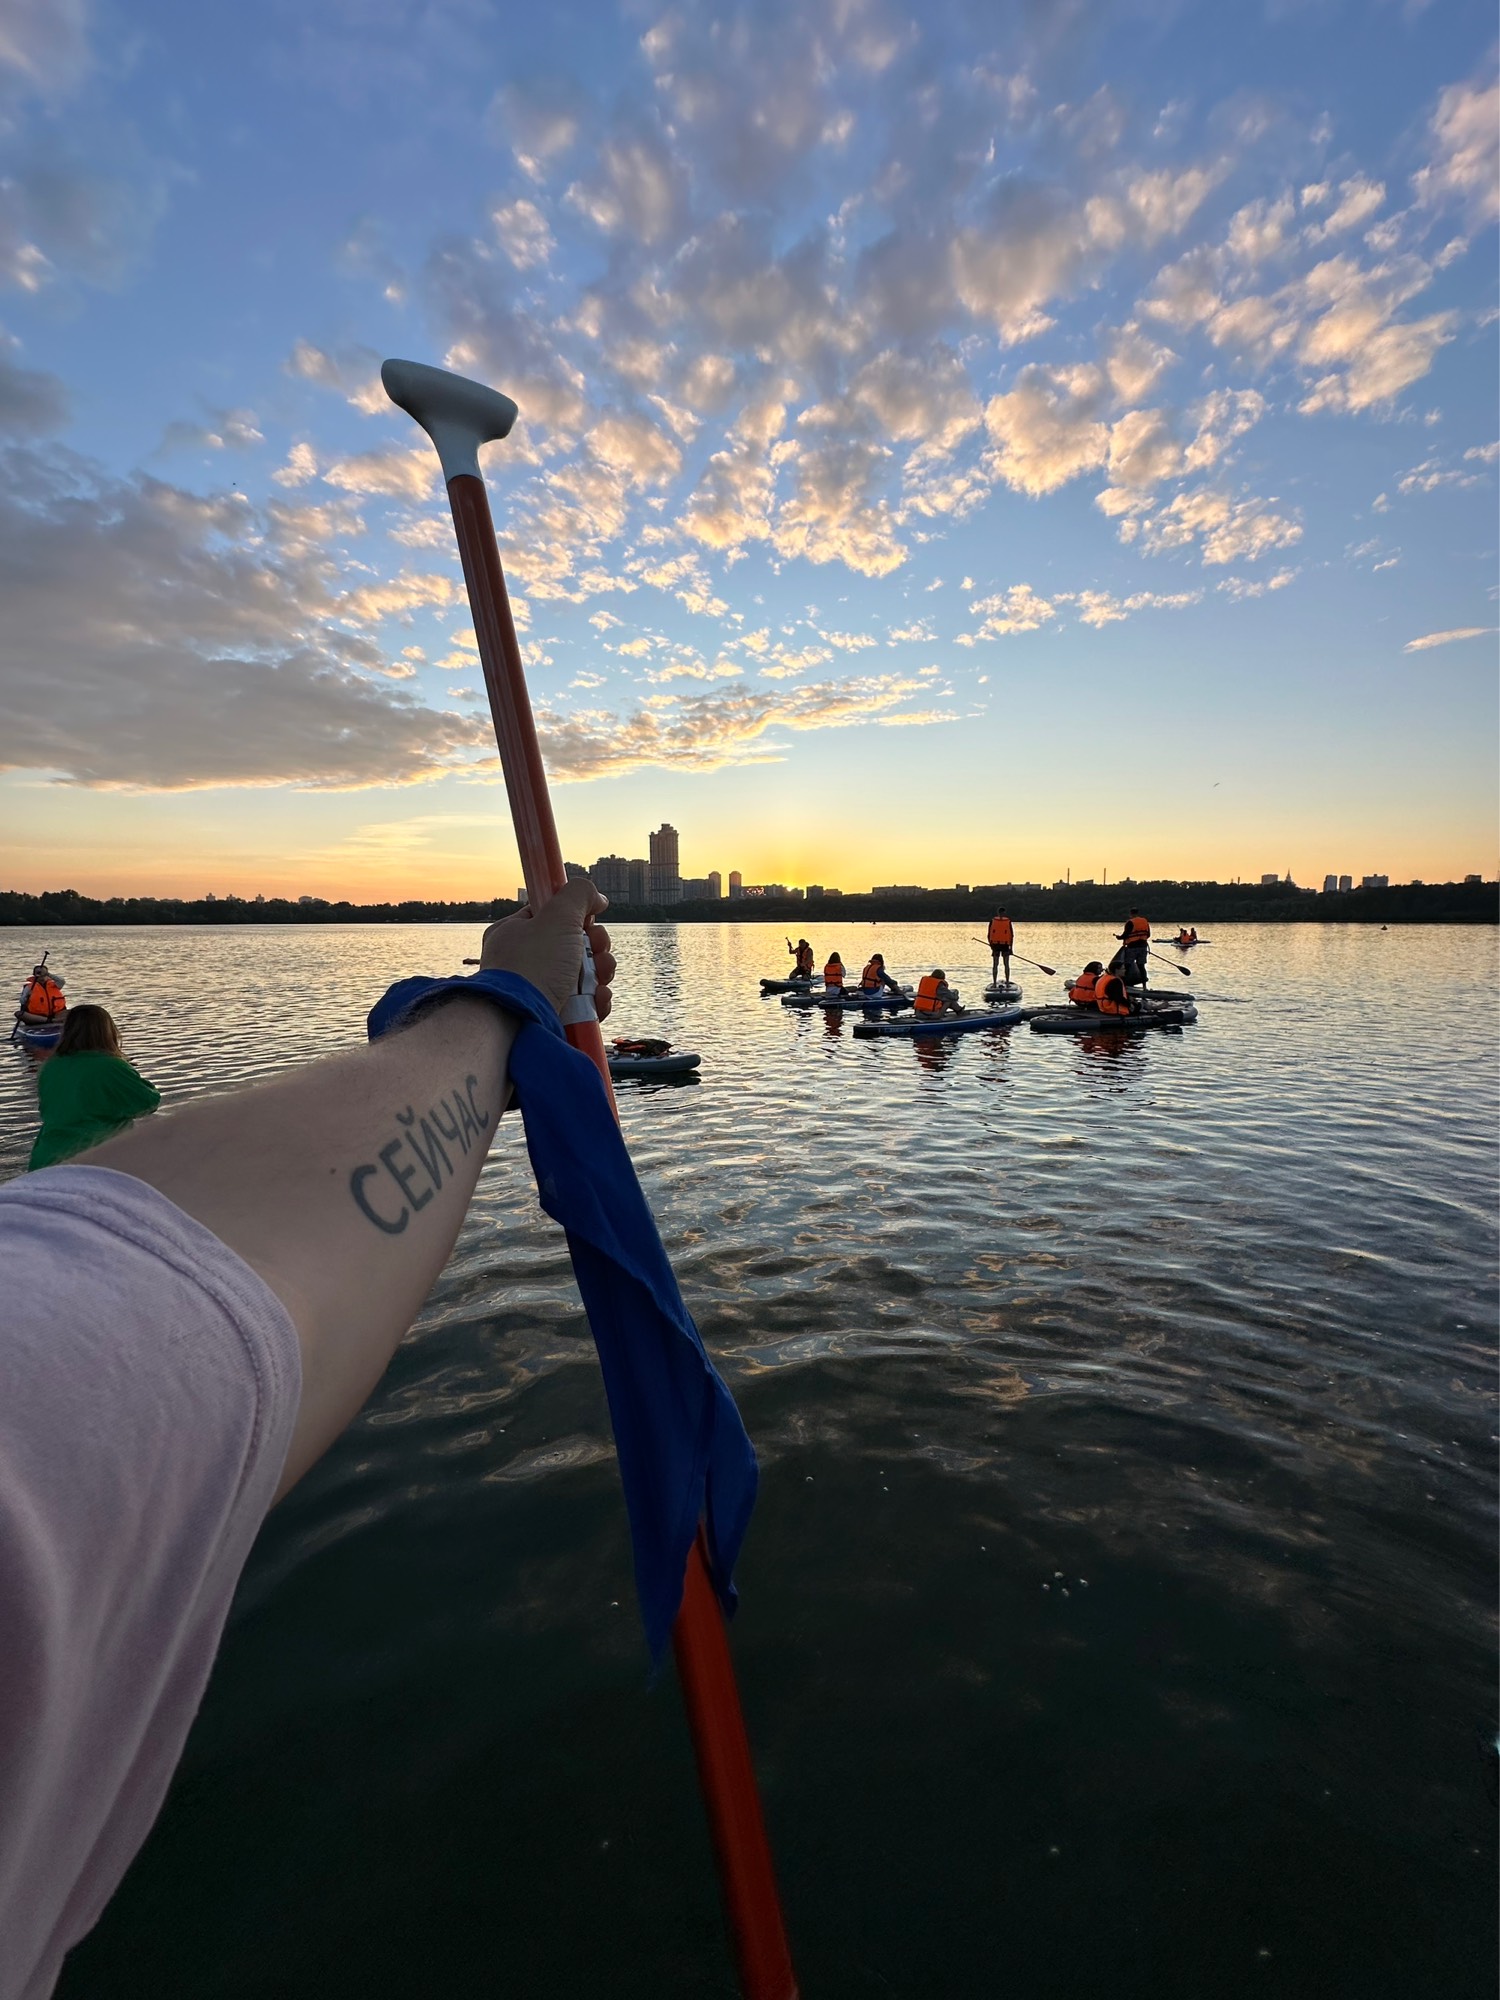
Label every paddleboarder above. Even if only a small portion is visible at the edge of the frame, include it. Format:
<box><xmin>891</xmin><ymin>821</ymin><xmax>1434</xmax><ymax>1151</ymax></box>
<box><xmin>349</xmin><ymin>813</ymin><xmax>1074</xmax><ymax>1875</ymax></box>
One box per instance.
<box><xmin>913</xmin><ymin>969</ymin><xmax>963</xmax><ymax>1018</ymax></box>
<box><xmin>787</xmin><ymin>937</ymin><xmax>815</xmax><ymax>979</ymax></box>
<box><xmin>859</xmin><ymin>953</ymin><xmax>901</xmax><ymax>995</ymax></box>
<box><xmin>823</xmin><ymin>952</ymin><xmax>846</xmax><ymax>996</ymax></box>
<box><xmin>986</xmin><ymin>911</ymin><xmax>1014</xmax><ymax>985</ymax></box>
<box><xmin>0</xmin><ymin>883</ymin><xmax>625</xmax><ymax>1996</ymax></box>
<box><xmin>1116</xmin><ymin>909</ymin><xmax>1151</xmax><ymax>988</ymax></box>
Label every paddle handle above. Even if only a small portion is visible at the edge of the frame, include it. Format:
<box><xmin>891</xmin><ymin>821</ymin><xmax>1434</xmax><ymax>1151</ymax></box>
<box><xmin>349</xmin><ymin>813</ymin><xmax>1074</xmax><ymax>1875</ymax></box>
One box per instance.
<box><xmin>442</xmin><ymin>469</ymin><xmax>796</xmax><ymax>2000</ymax></box>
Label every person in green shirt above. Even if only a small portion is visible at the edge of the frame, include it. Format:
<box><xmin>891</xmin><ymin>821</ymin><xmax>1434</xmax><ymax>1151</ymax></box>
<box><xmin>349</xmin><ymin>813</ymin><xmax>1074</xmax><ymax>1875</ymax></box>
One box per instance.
<box><xmin>29</xmin><ymin>1006</ymin><xmax>161</xmax><ymax>1171</ymax></box>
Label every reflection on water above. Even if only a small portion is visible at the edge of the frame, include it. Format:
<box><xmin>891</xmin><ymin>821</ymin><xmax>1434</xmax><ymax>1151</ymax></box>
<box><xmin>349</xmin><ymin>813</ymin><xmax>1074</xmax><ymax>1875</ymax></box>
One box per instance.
<box><xmin>2</xmin><ymin>921</ymin><xmax>1492</xmax><ymax>1998</ymax></box>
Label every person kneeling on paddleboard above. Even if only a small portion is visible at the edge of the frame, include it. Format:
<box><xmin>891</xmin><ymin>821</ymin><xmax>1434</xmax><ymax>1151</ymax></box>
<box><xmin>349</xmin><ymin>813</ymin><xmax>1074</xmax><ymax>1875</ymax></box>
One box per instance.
<box><xmin>788</xmin><ymin>938</ymin><xmax>815</xmax><ymax>978</ymax></box>
<box><xmin>823</xmin><ymin>952</ymin><xmax>846</xmax><ymax>996</ymax></box>
<box><xmin>860</xmin><ymin>953</ymin><xmax>901</xmax><ymax>995</ymax></box>
<box><xmin>913</xmin><ymin>970</ymin><xmax>962</xmax><ymax>1018</ymax></box>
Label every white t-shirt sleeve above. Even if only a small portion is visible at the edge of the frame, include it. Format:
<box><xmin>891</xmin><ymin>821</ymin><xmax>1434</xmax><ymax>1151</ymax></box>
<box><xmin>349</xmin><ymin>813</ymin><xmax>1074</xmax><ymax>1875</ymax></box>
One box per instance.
<box><xmin>0</xmin><ymin>1164</ymin><xmax>301</xmax><ymax>2000</ymax></box>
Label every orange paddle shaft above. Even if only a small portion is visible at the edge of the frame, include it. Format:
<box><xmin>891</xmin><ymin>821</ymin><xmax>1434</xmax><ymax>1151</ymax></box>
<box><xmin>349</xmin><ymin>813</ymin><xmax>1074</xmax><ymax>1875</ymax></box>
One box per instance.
<box><xmin>445</xmin><ymin>469</ymin><xmax>798</xmax><ymax>2000</ymax></box>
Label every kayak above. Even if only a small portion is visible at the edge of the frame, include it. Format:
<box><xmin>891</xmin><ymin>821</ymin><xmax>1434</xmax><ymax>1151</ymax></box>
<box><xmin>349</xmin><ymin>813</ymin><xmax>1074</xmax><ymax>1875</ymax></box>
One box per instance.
<box><xmin>1030</xmin><ymin>1003</ymin><xmax>1198</xmax><ymax>1033</ymax></box>
<box><xmin>608</xmin><ymin>1049</ymin><xmax>701</xmax><ymax>1078</ymax></box>
<box><xmin>761</xmin><ymin>976</ymin><xmax>820</xmax><ymax>993</ymax></box>
<box><xmin>783</xmin><ymin>988</ymin><xmax>911</xmax><ymax>1011</ymax></box>
<box><xmin>982</xmin><ymin>981</ymin><xmax>1023</xmax><ymax>1001</ymax></box>
<box><xmin>854</xmin><ymin>1005</ymin><xmax>1024</xmax><ymax>1038</ymax></box>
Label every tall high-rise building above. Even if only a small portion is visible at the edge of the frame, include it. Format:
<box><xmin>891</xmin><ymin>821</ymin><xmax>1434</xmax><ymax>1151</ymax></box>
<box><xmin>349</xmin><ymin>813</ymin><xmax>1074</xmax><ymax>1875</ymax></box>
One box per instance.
<box><xmin>628</xmin><ymin>858</ymin><xmax>650</xmax><ymax>903</ymax></box>
<box><xmin>1338</xmin><ymin>875</ymin><xmax>1352</xmax><ymax>893</ymax></box>
<box><xmin>1322</xmin><ymin>874</ymin><xmax>1338</xmax><ymax>894</ymax></box>
<box><xmin>591</xmin><ymin>854</ymin><xmax>632</xmax><ymax>899</ymax></box>
<box><xmin>728</xmin><ymin>870</ymin><xmax>743</xmax><ymax>900</ymax></box>
<box><xmin>706</xmin><ymin>870</ymin><xmax>722</xmax><ymax>899</ymax></box>
<box><xmin>649</xmin><ymin>822</ymin><xmax>681</xmax><ymax>904</ymax></box>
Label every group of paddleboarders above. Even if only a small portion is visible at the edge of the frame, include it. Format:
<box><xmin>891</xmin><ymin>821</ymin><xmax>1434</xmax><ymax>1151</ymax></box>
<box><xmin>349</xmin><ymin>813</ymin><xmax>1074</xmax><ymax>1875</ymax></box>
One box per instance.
<box><xmin>816</xmin><ymin>951</ymin><xmax>902</xmax><ymax>998</ymax></box>
<box><xmin>1067</xmin><ymin>909</ymin><xmax>1155</xmax><ymax>1015</ymax></box>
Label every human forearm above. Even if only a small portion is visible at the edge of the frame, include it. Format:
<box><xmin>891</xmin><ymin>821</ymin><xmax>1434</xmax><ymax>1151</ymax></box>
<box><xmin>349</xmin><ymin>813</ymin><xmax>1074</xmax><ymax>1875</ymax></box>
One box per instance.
<box><xmin>85</xmin><ymin>995</ymin><xmax>514</xmax><ymax>1494</ymax></box>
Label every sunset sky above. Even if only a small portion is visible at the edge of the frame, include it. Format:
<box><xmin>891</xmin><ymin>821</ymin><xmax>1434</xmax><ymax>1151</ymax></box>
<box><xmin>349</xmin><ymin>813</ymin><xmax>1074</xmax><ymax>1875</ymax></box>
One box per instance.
<box><xmin>1</xmin><ymin>0</ymin><xmax>1496</xmax><ymax>901</ymax></box>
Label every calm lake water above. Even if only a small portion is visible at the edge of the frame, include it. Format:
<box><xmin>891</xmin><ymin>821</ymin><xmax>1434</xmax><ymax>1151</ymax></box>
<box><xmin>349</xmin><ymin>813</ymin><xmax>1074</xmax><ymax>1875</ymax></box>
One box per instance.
<box><xmin>4</xmin><ymin>920</ymin><xmax>1496</xmax><ymax>1998</ymax></box>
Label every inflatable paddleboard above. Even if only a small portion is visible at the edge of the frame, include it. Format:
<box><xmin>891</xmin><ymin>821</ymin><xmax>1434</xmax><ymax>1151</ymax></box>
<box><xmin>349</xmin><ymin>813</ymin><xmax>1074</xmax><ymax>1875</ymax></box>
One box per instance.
<box><xmin>608</xmin><ymin>1049</ymin><xmax>701</xmax><ymax>1077</ymax></box>
<box><xmin>853</xmin><ymin>1005</ymin><xmax>1024</xmax><ymax>1038</ymax></box>
<box><xmin>1031</xmin><ymin>1003</ymin><xmax>1197</xmax><ymax>1033</ymax></box>
<box><xmin>782</xmin><ymin>988</ymin><xmax>911</xmax><ymax>1011</ymax></box>
<box><xmin>760</xmin><ymin>976</ymin><xmax>820</xmax><ymax>993</ymax></box>
<box><xmin>982</xmin><ymin>980</ymin><xmax>1022</xmax><ymax>1001</ymax></box>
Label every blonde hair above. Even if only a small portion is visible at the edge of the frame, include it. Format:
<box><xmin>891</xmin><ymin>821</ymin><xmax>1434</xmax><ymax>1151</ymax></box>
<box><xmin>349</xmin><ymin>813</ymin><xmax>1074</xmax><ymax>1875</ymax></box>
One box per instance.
<box><xmin>55</xmin><ymin>1005</ymin><xmax>123</xmax><ymax>1058</ymax></box>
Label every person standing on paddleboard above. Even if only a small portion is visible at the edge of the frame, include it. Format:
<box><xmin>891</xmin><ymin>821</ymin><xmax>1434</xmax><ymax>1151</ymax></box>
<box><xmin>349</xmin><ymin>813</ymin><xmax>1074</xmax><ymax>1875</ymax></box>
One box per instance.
<box><xmin>1116</xmin><ymin>908</ymin><xmax>1151</xmax><ymax>989</ymax></box>
<box><xmin>986</xmin><ymin>911</ymin><xmax>1014</xmax><ymax>985</ymax></box>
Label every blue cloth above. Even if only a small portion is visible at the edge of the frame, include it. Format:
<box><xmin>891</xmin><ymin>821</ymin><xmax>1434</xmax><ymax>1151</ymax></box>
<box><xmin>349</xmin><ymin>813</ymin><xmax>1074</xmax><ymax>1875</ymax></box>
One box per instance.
<box><xmin>368</xmin><ymin>969</ymin><xmax>757</xmax><ymax>1661</ymax></box>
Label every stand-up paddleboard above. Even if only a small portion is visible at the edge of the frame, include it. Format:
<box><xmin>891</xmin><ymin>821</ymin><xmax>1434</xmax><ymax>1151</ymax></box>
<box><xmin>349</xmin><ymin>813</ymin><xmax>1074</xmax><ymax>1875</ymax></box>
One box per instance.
<box><xmin>761</xmin><ymin>976</ymin><xmax>821</xmax><ymax>994</ymax></box>
<box><xmin>609</xmin><ymin>1050</ymin><xmax>702</xmax><ymax>1078</ymax></box>
<box><xmin>1031</xmin><ymin>1003</ymin><xmax>1198</xmax><ymax>1033</ymax></box>
<box><xmin>982</xmin><ymin>980</ymin><xmax>1023</xmax><ymax>1002</ymax></box>
<box><xmin>853</xmin><ymin>1005</ymin><xmax>1025</xmax><ymax>1038</ymax></box>
<box><xmin>782</xmin><ymin>988</ymin><xmax>911</xmax><ymax>1011</ymax></box>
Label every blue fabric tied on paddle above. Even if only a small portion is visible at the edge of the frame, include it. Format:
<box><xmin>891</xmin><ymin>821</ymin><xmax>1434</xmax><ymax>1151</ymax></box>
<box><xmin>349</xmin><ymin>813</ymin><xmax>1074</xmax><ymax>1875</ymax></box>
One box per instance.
<box><xmin>368</xmin><ymin>969</ymin><xmax>757</xmax><ymax>1662</ymax></box>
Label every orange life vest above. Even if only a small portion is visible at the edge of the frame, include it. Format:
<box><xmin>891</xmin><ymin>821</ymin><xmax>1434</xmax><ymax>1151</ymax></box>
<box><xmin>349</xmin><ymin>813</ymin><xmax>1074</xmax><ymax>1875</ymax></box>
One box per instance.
<box><xmin>1123</xmin><ymin>916</ymin><xmax>1150</xmax><ymax>944</ymax></box>
<box><xmin>823</xmin><ymin>958</ymin><xmax>843</xmax><ymax>987</ymax></box>
<box><xmin>795</xmin><ymin>945</ymin><xmax>814</xmax><ymax>975</ymax></box>
<box><xmin>21</xmin><ymin>976</ymin><xmax>65</xmax><ymax>1021</ymax></box>
<box><xmin>987</xmin><ymin>916</ymin><xmax>1014</xmax><ymax>949</ymax></box>
<box><xmin>861</xmin><ymin>958</ymin><xmax>884</xmax><ymax>991</ymax></box>
<box><xmin>1069</xmin><ymin>969</ymin><xmax>1099</xmax><ymax>1007</ymax></box>
<box><xmin>1176</xmin><ymin>932</ymin><xmax>1192</xmax><ymax>946</ymax></box>
<box><xmin>914</xmin><ymin>974</ymin><xmax>945</xmax><ymax>1016</ymax></box>
<box><xmin>1095</xmin><ymin>972</ymin><xmax>1131</xmax><ymax>1016</ymax></box>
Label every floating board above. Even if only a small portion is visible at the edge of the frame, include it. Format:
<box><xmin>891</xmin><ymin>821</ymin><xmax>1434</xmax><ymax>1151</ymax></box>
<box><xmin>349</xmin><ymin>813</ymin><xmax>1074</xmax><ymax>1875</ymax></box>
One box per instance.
<box><xmin>853</xmin><ymin>1005</ymin><xmax>1025</xmax><ymax>1038</ymax></box>
<box><xmin>982</xmin><ymin>981</ymin><xmax>1023</xmax><ymax>1001</ymax></box>
<box><xmin>782</xmin><ymin>988</ymin><xmax>911</xmax><ymax>1011</ymax></box>
<box><xmin>608</xmin><ymin>1049</ymin><xmax>701</xmax><ymax>1078</ymax></box>
<box><xmin>1030</xmin><ymin>1003</ymin><xmax>1198</xmax><ymax>1034</ymax></box>
<box><xmin>760</xmin><ymin>975</ymin><xmax>820</xmax><ymax>993</ymax></box>
<box><xmin>11</xmin><ymin>1014</ymin><xmax>63</xmax><ymax>1051</ymax></box>
<box><xmin>1075</xmin><ymin>983</ymin><xmax>1195</xmax><ymax>1003</ymax></box>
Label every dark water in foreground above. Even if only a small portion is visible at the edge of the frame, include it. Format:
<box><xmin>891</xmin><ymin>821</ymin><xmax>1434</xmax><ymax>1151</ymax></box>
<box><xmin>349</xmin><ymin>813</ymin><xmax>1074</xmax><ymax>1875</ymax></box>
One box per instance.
<box><xmin>3</xmin><ymin>921</ymin><xmax>1495</xmax><ymax>1997</ymax></box>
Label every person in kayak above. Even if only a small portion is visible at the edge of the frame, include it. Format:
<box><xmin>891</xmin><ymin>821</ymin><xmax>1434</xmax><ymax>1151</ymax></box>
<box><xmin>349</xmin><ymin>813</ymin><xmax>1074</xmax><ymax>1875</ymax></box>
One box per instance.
<box><xmin>913</xmin><ymin>970</ymin><xmax>962</xmax><ymax>1018</ymax></box>
<box><xmin>860</xmin><ymin>953</ymin><xmax>901</xmax><ymax>995</ymax></box>
<box><xmin>18</xmin><ymin>962</ymin><xmax>66</xmax><ymax>1027</ymax></box>
<box><xmin>29</xmin><ymin>1006</ymin><xmax>161</xmax><ymax>1171</ymax></box>
<box><xmin>823</xmin><ymin>952</ymin><xmax>846</xmax><ymax>996</ymax></box>
<box><xmin>787</xmin><ymin>938</ymin><xmax>815</xmax><ymax>978</ymax></box>
<box><xmin>1116</xmin><ymin>910</ymin><xmax>1150</xmax><ymax>988</ymax></box>
<box><xmin>1069</xmin><ymin>962</ymin><xmax>1105</xmax><ymax>1006</ymax></box>
<box><xmin>986</xmin><ymin>911</ymin><xmax>1014</xmax><ymax>984</ymax></box>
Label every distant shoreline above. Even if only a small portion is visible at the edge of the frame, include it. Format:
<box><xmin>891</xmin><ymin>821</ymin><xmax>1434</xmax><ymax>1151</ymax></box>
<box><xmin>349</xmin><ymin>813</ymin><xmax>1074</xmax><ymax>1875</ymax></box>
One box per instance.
<box><xmin>3</xmin><ymin>882</ymin><xmax>1494</xmax><ymax>928</ymax></box>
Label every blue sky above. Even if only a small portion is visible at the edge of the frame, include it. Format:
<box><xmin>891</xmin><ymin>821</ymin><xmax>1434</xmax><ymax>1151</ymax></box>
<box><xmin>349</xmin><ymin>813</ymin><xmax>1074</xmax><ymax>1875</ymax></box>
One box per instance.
<box><xmin>1</xmin><ymin>0</ymin><xmax>1495</xmax><ymax>899</ymax></box>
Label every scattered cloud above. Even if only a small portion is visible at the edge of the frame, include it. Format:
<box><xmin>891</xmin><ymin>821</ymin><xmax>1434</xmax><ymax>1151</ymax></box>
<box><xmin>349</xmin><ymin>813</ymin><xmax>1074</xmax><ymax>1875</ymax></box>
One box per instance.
<box><xmin>535</xmin><ymin>672</ymin><xmax>944</xmax><ymax>781</ymax></box>
<box><xmin>0</xmin><ymin>443</ymin><xmax>489</xmax><ymax>789</ymax></box>
<box><xmin>1403</xmin><ymin>626</ymin><xmax>1496</xmax><ymax>653</ymax></box>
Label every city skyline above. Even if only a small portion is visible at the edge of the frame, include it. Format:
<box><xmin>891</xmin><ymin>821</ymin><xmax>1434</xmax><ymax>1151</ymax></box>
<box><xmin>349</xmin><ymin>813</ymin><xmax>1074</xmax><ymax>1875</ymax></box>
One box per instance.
<box><xmin>0</xmin><ymin>3</ymin><xmax>1495</xmax><ymax>902</ymax></box>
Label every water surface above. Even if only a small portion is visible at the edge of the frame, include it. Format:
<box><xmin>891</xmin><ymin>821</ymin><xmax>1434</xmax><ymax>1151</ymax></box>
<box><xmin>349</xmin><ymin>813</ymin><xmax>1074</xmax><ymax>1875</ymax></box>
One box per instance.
<box><xmin>4</xmin><ymin>920</ymin><xmax>1494</xmax><ymax>1997</ymax></box>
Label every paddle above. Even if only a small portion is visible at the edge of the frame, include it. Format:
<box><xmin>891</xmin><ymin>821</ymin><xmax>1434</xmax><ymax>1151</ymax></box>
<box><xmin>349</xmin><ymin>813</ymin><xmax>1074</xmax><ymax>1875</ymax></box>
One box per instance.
<box><xmin>971</xmin><ymin>938</ymin><xmax>1056</xmax><ymax>977</ymax></box>
<box><xmin>386</xmin><ymin>359</ymin><xmax>795</xmax><ymax>2000</ymax></box>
